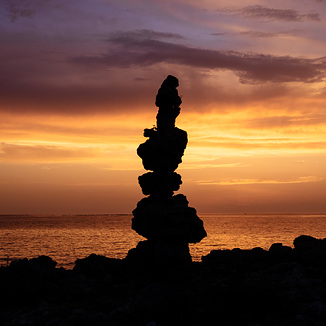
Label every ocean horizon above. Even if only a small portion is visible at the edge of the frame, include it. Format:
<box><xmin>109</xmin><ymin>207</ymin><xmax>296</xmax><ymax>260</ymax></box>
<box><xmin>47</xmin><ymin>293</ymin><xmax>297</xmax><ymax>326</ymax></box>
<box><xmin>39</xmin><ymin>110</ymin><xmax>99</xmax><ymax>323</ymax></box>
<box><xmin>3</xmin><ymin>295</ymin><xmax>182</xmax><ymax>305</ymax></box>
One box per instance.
<box><xmin>1</xmin><ymin>213</ymin><xmax>326</xmax><ymax>269</ymax></box>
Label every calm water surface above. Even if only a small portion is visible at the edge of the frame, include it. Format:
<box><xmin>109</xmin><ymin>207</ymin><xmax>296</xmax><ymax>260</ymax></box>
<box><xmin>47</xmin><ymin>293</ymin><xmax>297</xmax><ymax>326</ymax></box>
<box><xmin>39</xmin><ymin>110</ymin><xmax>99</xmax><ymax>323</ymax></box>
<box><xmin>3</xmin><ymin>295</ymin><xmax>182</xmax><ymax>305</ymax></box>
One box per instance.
<box><xmin>1</xmin><ymin>214</ymin><xmax>326</xmax><ymax>268</ymax></box>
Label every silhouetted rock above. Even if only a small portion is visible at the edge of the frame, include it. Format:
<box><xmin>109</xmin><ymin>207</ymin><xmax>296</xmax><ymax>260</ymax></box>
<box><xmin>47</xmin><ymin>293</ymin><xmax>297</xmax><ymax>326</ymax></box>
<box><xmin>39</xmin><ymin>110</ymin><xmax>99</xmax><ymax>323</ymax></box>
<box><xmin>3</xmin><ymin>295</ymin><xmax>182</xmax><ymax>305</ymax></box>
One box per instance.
<box><xmin>3</xmin><ymin>236</ymin><xmax>326</xmax><ymax>326</ymax></box>
<box><xmin>201</xmin><ymin>247</ymin><xmax>269</xmax><ymax>271</ymax></box>
<box><xmin>74</xmin><ymin>253</ymin><xmax>122</xmax><ymax>277</ymax></box>
<box><xmin>132</xmin><ymin>194</ymin><xmax>206</xmax><ymax>243</ymax></box>
<box><xmin>138</xmin><ymin>171</ymin><xmax>182</xmax><ymax>197</ymax></box>
<box><xmin>294</xmin><ymin>234</ymin><xmax>326</xmax><ymax>267</ymax></box>
<box><xmin>155</xmin><ymin>75</ymin><xmax>182</xmax><ymax>132</ymax></box>
<box><xmin>294</xmin><ymin>234</ymin><xmax>321</xmax><ymax>250</ymax></box>
<box><xmin>137</xmin><ymin>127</ymin><xmax>187</xmax><ymax>172</ymax></box>
<box><xmin>131</xmin><ymin>75</ymin><xmax>206</xmax><ymax>263</ymax></box>
<box><xmin>269</xmin><ymin>242</ymin><xmax>294</xmax><ymax>261</ymax></box>
<box><xmin>155</xmin><ymin>75</ymin><xmax>181</xmax><ymax>108</ymax></box>
<box><xmin>9</xmin><ymin>255</ymin><xmax>57</xmax><ymax>273</ymax></box>
<box><xmin>126</xmin><ymin>240</ymin><xmax>192</xmax><ymax>266</ymax></box>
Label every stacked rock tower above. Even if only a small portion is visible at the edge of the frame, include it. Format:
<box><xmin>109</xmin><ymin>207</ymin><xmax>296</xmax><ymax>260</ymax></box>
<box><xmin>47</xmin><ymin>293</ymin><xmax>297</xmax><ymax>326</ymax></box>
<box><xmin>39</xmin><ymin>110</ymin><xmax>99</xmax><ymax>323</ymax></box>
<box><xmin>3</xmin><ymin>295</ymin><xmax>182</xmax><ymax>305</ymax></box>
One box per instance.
<box><xmin>130</xmin><ymin>75</ymin><xmax>207</xmax><ymax>264</ymax></box>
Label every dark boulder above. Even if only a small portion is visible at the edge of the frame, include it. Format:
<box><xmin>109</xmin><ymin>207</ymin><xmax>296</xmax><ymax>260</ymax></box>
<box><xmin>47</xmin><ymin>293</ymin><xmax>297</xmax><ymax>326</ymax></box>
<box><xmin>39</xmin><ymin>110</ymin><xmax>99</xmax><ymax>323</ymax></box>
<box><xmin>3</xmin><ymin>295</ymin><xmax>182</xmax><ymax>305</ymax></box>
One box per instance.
<box><xmin>137</xmin><ymin>127</ymin><xmax>188</xmax><ymax>173</ymax></box>
<box><xmin>132</xmin><ymin>194</ymin><xmax>206</xmax><ymax>244</ymax></box>
<box><xmin>294</xmin><ymin>235</ymin><xmax>326</xmax><ymax>267</ymax></box>
<box><xmin>74</xmin><ymin>253</ymin><xmax>122</xmax><ymax>277</ymax></box>
<box><xmin>138</xmin><ymin>171</ymin><xmax>182</xmax><ymax>197</ymax></box>
<box><xmin>269</xmin><ymin>242</ymin><xmax>294</xmax><ymax>261</ymax></box>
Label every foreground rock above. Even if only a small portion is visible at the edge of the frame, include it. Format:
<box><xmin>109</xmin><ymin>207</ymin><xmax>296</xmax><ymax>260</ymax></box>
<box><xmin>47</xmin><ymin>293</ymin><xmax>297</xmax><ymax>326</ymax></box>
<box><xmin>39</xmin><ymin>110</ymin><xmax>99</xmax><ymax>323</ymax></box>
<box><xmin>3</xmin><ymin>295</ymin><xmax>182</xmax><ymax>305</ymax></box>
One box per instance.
<box><xmin>1</xmin><ymin>235</ymin><xmax>326</xmax><ymax>326</ymax></box>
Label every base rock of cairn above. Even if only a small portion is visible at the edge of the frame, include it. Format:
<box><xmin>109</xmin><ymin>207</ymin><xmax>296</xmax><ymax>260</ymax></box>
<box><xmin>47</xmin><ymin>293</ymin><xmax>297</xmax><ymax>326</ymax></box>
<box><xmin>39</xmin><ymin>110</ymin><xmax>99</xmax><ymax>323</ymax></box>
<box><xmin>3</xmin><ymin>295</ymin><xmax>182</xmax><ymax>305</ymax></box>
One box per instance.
<box><xmin>126</xmin><ymin>75</ymin><xmax>207</xmax><ymax>265</ymax></box>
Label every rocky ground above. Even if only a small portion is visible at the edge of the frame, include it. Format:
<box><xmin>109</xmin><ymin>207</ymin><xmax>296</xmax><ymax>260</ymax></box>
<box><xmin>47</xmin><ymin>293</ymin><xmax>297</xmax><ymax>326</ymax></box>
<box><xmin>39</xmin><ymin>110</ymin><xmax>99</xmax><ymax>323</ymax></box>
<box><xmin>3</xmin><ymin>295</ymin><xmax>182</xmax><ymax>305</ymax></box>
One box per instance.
<box><xmin>1</xmin><ymin>235</ymin><xmax>326</xmax><ymax>326</ymax></box>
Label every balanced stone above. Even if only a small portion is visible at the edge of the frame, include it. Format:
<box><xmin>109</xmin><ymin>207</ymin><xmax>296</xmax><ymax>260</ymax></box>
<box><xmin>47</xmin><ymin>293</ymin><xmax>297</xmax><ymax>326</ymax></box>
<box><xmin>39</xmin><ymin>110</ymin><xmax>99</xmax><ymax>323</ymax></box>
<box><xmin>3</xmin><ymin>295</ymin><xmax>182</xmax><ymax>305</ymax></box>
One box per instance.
<box><xmin>128</xmin><ymin>75</ymin><xmax>207</xmax><ymax>264</ymax></box>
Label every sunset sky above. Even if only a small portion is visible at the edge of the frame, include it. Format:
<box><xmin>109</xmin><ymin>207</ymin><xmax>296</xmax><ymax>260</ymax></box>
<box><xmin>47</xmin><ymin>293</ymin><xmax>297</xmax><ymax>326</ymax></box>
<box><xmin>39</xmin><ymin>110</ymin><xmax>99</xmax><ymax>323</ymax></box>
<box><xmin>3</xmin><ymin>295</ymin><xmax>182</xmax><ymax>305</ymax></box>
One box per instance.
<box><xmin>1</xmin><ymin>0</ymin><xmax>326</xmax><ymax>214</ymax></box>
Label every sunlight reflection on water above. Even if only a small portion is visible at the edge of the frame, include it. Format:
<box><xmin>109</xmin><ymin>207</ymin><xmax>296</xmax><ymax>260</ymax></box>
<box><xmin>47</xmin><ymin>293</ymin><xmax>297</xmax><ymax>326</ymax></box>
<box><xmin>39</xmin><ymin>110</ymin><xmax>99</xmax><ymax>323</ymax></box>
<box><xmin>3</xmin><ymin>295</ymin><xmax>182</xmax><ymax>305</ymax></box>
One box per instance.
<box><xmin>1</xmin><ymin>214</ymin><xmax>326</xmax><ymax>268</ymax></box>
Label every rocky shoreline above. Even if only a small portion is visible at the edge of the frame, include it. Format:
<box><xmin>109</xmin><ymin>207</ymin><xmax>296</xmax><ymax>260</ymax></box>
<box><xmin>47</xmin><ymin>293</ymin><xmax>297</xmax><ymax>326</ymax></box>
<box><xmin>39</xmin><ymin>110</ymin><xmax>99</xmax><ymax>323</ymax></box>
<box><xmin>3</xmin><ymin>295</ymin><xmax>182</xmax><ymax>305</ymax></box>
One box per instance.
<box><xmin>1</xmin><ymin>235</ymin><xmax>326</xmax><ymax>326</ymax></box>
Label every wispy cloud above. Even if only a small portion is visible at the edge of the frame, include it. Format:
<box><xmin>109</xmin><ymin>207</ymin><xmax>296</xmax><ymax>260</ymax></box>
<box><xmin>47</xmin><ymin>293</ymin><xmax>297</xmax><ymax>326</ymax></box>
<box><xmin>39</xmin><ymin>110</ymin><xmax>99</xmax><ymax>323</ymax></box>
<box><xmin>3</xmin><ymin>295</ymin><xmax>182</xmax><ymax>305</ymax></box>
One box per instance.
<box><xmin>182</xmin><ymin>162</ymin><xmax>246</xmax><ymax>170</ymax></box>
<box><xmin>4</xmin><ymin>0</ymin><xmax>36</xmax><ymax>21</ymax></box>
<box><xmin>239</xmin><ymin>30</ymin><xmax>300</xmax><ymax>38</ymax></box>
<box><xmin>198</xmin><ymin>176</ymin><xmax>324</xmax><ymax>186</ymax></box>
<box><xmin>2</xmin><ymin>0</ymin><xmax>57</xmax><ymax>22</ymax></box>
<box><xmin>240</xmin><ymin>5</ymin><xmax>320</xmax><ymax>22</ymax></box>
<box><xmin>246</xmin><ymin>114</ymin><xmax>326</xmax><ymax>128</ymax></box>
<box><xmin>190</xmin><ymin>140</ymin><xmax>326</xmax><ymax>151</ymax></box>
<box><xmin>0</xmin><ymin>142</ymin><xmax>103</xmax><ymax>163</ymax></box>
<box><xmin>218</xmin><ymin>5</ymin><xmax>320</xmax><ymax>22</ymax></box>
<box><xmin>109</xmin><ymin>29</ymin><xmax>185</xmax><ymax>41</ymax></box>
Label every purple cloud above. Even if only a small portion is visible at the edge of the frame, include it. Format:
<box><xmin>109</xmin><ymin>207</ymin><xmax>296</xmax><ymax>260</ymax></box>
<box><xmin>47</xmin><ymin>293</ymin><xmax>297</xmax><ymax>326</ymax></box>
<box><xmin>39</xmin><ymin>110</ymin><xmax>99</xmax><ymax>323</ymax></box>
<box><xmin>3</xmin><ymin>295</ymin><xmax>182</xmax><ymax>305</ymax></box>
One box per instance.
<box><xmin>239</xmin><ymin>30</ymin><xmax>301</xmax><ymax>38</ymax></box>
<box><xmin>240</xmin><ymin>5</ymin><xmax>320</xmax><ymax>22</ymax></box>
<box><xmin>3</xmin><ymin>0</ymin><xmax>45</xmax><ymax>22</ymax></box>
<box><xmin>71</xmin><ymin>30</ymin><xmax>326</xmax><ymax>84</ymax></box>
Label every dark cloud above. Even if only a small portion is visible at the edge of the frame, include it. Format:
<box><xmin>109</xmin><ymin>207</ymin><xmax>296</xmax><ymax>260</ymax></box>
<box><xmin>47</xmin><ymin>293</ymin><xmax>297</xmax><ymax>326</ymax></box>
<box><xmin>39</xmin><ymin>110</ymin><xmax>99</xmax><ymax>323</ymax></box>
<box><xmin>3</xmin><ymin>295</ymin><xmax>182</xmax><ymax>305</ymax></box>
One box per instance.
<box><xmin>0</xmin><ymin>68</ymin><xmax>298</xmax><ymax>115</ymax></box>
<box><xmin>3</xmin><ymin>0</ymin><xmax>47</xmax><ymax>22</ymax></box>
<box><xmin>239</xmin><ymin>30</ymin><xmax>299</xmax><ymax>38</ymax></box>
<box><xmin>210</xmin><ymin>32</ymin><xmax>228</xmax><ymax>36</ymax></box>
<box><xmin>71</xmin><ymin>30</ymin><xmax>326</xmax><ymax>84</ymax></box>
<box><xmin>109</xmin><ymin>29</ymin><xmax>184</xmax><ymax>40</ymax></box>
<box><xmin>7</xmin><ymin>7</ymin><xmax>35</xmax><ymax>22</ymax></box>
<box><xmin>216</xmin><ymin>5</ymin><xmax>320</xmax><ymax>22</ymax></box>
<box><xmin>211</xmin><ymin>29</ymin><xmax>301</xmax><ymax>39</ymax></box>
<box><xmin>0</xmin><ymin>81</ymin><xmax>155</xmax><ymax>114</ymax></box>
<box><xmin>240</xmin><ymin>5</ymin><xmax>320</xmax><ymax>22</ymax></box>
<box><xmin>134</xmin><ymin>77</ymin><xmax>149</xmax><ymax>81</ymax></box>
<box><xmin>2</xmin><ymin>27</ymin><xmax>326</xmax><ymax>115</ymax></box>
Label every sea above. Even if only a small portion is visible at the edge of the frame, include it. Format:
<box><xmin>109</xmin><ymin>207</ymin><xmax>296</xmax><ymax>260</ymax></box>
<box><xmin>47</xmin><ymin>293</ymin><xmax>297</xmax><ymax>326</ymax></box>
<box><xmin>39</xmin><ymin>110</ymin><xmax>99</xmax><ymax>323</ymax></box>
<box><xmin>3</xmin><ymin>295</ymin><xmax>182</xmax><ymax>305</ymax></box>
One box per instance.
<box><xmin>1</xmin><ymin>214</ymin><xmax>326</xmax><ymax>269</ymax></box>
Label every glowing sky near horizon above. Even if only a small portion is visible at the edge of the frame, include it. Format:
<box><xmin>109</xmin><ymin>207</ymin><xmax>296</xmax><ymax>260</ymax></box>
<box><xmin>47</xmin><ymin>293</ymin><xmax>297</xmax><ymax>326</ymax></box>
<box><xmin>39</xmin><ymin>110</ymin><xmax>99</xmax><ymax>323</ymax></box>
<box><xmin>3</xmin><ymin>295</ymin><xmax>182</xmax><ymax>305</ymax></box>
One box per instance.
<box><xmin>1</xmin><ymin>0</ymin><xmax>326</xmax><ymax>214</ymax></box>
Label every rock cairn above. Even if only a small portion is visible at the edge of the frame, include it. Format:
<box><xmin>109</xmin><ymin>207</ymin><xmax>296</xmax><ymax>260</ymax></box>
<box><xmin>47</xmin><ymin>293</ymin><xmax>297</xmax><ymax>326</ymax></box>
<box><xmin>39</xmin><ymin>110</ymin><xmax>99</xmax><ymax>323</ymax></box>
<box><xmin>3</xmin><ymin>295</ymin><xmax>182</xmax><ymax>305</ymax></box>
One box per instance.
<box><xmin>128</xmin><ymin>75</ymin><xmax>207</xmax><ymax>264</ymax></box>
